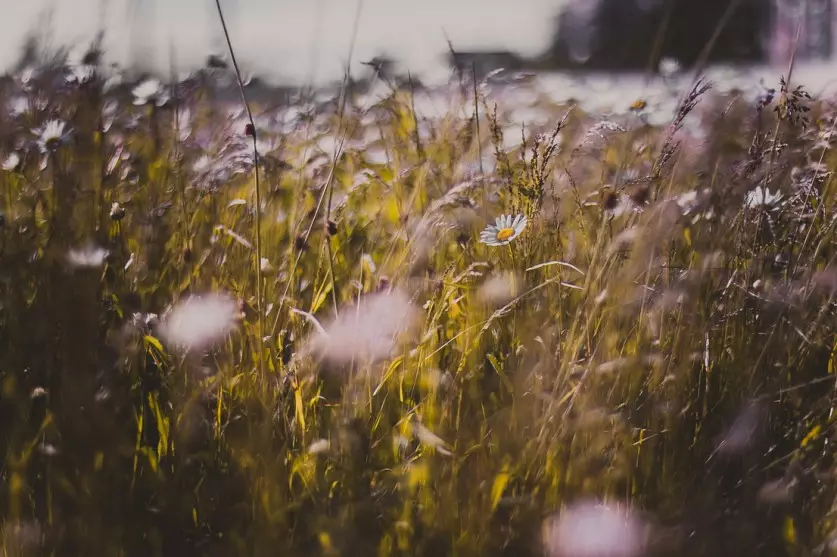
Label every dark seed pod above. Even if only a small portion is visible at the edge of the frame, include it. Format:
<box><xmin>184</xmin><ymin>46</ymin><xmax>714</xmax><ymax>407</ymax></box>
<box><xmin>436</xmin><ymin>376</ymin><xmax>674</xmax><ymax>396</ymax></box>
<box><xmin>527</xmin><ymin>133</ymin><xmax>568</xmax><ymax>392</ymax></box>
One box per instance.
<box><xmin>326</xmin><ymin>219</ymin><xmax>338</xmax><ymax>236</ymax></box>
<box><xmin>377</xmin><ymin>276</ymin><xmax>392</xmax><ymax>292</ymax></box>
<box><xmin>629</xmin><ymin>185</ymin><xmax>650</xmax><ymax>206</ymax></box>
<box><xmin>603</xmin><ymin>192</ymin><xmax>619</xmax><ymax>211</ymax></box>
<box><xmin>206</xmin><ymin>54</ymin><xmax>227</xmax><ymax>69</ymax></box>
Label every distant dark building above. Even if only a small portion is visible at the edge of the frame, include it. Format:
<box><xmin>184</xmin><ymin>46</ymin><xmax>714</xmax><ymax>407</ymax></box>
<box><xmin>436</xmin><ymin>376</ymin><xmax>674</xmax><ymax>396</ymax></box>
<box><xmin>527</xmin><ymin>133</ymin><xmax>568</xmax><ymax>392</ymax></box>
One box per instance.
<box><xmin>546</xmin><ymin>0</ymin><xmax>780</xmax><ymax>71</ymax></box>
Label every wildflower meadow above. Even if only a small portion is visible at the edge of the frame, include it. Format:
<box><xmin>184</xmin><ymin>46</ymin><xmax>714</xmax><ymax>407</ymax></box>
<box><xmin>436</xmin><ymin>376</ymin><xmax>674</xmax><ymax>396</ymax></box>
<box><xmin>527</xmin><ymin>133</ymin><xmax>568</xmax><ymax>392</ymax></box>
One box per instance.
<box><xmin>3</xmin><ymin>31</ymin><xmax>837</xmax><ymax>557</ymax></box>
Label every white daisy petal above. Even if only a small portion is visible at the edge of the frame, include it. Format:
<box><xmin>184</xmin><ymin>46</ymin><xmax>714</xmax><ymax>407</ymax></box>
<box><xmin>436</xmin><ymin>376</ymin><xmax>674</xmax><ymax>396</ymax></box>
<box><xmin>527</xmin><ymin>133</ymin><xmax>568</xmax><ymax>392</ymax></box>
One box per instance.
<box><xmin>35</xmin><ymin>120</ymin><xmax>70</xmax><ymax>153</ymax></box>
<box><xmin>479</xmin><ymin>213</ymin><xmax>527</xmax><ymax>247</ymax></box>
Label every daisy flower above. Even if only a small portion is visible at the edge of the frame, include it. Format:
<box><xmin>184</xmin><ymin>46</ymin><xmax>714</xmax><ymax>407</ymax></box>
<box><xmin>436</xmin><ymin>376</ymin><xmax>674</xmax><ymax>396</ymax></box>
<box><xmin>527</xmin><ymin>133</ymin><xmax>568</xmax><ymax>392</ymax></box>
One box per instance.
<box><xmin>745</xmin><ymin>186</ymin><xmax>783</xmax><ymax>209</ymax></box>
<box><xmin>2</xmin><ymin>153</ymin><xmax>21</xmax><ymax>172</ymax></box>
<box><xmin>67</xmin><ymin>64</ymin><xmax>96</xmax><ymax>85</ymax></box>
<box><xmin>8</xmin><ymin>96</ymin><xmax>28</xmax><ymax>117</ymax></box>
<box><xmin>65</xmin><ymin>46</ymin><xmax>98</xmax><ymax>86</ymax></box>
<box><xmin>479</xmin><ymin>214</ymin><xmax>527</xmax><ymax>246</ymax></box>
<box><xmin>18</xmin><ymin>67</ymin><xmax>37</xmax><ymax>89</ymax></box>
<box><xmin>132</xmin><ymin>78</ymin><xmax>170</xmax><ymax>107</ymax></box>
<box><xmin>629</xmin><ymin>98</ymin><xmax>648</xmax><ymax>112</ymax></box>
<box><xmin>35</xmin><ymin>120</ymin><xmax>69</xmax><ymax>153</ymax></box>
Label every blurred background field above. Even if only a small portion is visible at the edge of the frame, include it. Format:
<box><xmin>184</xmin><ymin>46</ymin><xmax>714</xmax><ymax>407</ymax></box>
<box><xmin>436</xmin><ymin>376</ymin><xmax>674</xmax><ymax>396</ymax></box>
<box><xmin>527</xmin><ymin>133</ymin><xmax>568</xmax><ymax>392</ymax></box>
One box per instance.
<box><xmin>3</xmin><ymin>2</ymin><xmax>837</xmax><ymax>557</ymax></box>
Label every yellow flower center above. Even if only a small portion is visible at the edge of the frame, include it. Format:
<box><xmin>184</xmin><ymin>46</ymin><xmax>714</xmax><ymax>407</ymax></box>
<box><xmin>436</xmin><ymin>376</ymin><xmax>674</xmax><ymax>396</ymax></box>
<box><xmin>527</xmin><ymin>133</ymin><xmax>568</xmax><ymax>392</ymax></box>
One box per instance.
<box><xmin>495</xmin><ymin>227</ymin><xmax>515</xmax><ymax>242</ymax></box>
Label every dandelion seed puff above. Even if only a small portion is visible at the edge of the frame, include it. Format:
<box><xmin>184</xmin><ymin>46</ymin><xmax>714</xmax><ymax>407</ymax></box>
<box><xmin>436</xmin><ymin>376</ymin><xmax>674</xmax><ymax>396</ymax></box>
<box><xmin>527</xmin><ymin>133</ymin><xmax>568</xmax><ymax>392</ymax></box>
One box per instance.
<box><xmin>159</xmin><ymin>293</ymin><xmax>241</xmax><ymax>351</ymax></box>
<box><xmin>478</xmin><ymin>272</ymin><xmax>521</xmax><ymax>306</ymax></box>
<box><xmin>674</xmin><ymin>189</ymin><xmax>699</xmax><ymax>211</ymax></box>
<box><xmin>307</xmin><ymin>439</ymin><xmax>331</xmax><ymax>455</ymax></box>
<box><xmin>543</xmin><ymin>499</ymin><xmax>645</xmax><ymax>557</ymax></box>
<box><xmin>713</xmin><ymin>399</ymin><xmax>764</xmax><ymax>456</ymax></box>
<box><xmin>39</xmin><ymin>444</ymin><xmax>59</xmax><ymax>457</ymax></box>
<box><xmin>811</xmin><ymin>268</ymin><xmax>837</xmax><ymax>294</ymax></box>
<box><xmin>658</xmin><ymin>57</ymin><xmax>681</xmax><ymax>77</ymax></box>
<box><xmin>412</xmin><ymin>421</ymin><xmax>452</xmax><ymax>455</ymax></box>
<box><xmin>67</xmin><ymin>245</ymin><xmax>109</xmax><ymax>268</ymax></box>
<box><xmin>306</xmin><ymin>289</ymin><xmax>419</xmax><ymax>366</ymax></box>
<box><xmin>758</xmin><ymin>478</ymin><xmax>797</xmax><ymax>505</ymax></box>
<box><xmin>595</xmin><ymin>357</ymin><xmax>633</xmax><ymax>374</ymax></box>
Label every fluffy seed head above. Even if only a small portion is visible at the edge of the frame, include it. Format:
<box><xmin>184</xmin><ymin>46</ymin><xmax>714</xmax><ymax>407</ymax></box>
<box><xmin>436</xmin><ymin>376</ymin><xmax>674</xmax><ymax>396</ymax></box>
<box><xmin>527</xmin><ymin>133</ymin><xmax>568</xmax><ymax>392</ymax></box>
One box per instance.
<box><xmin>159</xmin><ymin>293</ymin><xmax>242</xmax><ymax>351</ymax></box>
<box><xmin>305</xmin><ymin>289</ymin><xmax>419</xmax><ymax>367</ymax></box>
<box><xmin>66</xmin><ymin>245</ymin><xmax>109</xmax><ymax>268</ymax></box>
<box><xmin>542</xmin><ymin>499</ymin><xmax>645</xmax><ymax>557</ymax></box>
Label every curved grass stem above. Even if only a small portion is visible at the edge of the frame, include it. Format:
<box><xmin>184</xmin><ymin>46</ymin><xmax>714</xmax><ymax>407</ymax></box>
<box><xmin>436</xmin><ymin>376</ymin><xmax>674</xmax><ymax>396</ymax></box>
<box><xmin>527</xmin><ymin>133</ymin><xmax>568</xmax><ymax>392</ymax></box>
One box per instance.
<box><xmin>213</xmin><ymin>0</ymin><xmax>265</xmax><ymax>379</ymax></box>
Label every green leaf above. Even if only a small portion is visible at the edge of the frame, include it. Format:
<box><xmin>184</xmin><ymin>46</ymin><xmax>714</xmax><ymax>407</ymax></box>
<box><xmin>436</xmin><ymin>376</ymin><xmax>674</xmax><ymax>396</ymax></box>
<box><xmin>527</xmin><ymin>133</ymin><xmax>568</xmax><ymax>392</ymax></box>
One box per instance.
<box><xmin>144</xmin><ymin>335</ymin><xmax>165</xmax><ymax>354</ymax></box>
<box><xmin>491</xmin><ymin>466</ymin><xmax>511</xmax><ymax>511</ymax></box>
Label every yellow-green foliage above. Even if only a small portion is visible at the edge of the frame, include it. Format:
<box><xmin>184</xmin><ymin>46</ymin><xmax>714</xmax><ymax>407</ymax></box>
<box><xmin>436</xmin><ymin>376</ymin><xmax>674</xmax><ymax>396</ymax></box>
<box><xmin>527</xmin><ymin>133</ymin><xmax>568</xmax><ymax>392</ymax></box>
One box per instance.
<box><xmin>2</xmin><ymin>50</ymin><xmax>837</xmax><ymax>557</ymax></box>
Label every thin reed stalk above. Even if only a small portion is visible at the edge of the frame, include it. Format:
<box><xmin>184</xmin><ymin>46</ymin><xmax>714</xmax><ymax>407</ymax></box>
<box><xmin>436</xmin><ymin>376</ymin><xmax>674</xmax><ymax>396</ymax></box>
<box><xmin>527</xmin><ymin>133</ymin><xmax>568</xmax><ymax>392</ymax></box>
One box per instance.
<box><xmin>213</xmin><ymin>0</ymin><xmax>265</xmax><ymax>378</ymax></box>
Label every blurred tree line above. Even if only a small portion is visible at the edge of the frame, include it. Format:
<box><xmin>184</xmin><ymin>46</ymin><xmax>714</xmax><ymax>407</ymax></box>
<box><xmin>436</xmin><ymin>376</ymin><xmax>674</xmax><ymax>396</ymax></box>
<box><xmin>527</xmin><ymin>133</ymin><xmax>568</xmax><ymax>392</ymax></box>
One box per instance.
<box><xmin>548</xmin><ymin>0</ymin><xmax>772</xmax><ymax>70</ymax></box>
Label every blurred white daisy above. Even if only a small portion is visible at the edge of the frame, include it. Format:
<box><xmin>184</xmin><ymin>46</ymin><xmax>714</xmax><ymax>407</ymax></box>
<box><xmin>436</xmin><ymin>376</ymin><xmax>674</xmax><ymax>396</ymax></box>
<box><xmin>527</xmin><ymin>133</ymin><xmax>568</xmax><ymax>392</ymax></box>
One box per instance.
<box><xmin>478</xmin><ymin>271</ymin><xmax>522</xmax><ymax>306</ymax></box>
<box><xmin>176</xmin><ymin>108</ymin><xmax>192</xmax><ymax>141</ymax></box>
<box><xmin>102</xmin><ymin>100</ymin><xmax>119</xmax><ymax>133</ymax></box>
<box><xmin>67</xmin><ymin>63</ymin><xmax>96</xmax><ymax>85</ymax></box>
<box><xmin>103</xmin><ymin>69</ymin><xmax>124</xmax><ymax>93</ymax></box>
<box><xmin>159</xmin><ymin>292</ymin><xmax>242</xmax><ymax>351</ymax></box>
<box><xmin>192</xmin><ymin>154</ymin><xmax>212</xmax><ymax>174</ymax></box>
<box><xmin>18</xmin><ymin>67</ymin><xmax>37</xmax><ymax>88</ymax></box>
<box><xmin>542</xmin><ymin>499</ymin><xmax>645</xmax><ymax>557</ymax></box>
<box><xmin>132</xmin><ymin>78</ymin><xmax>170</xmax><ymax>107</ymax></box>
<box><xmin>304</xmin><ymin>289</ymin><xmax>419</xmax><ymax>366</ymax></box>
<box><xmin>307</xmin><ymin>439</ymin><xmax>330</xmax><ymax>455</ymax></box>
<box><xmin>479</xmin><ymin>214</ymin><xmax>527</xmax><ymax>246</ymax></box>
<box><xmin>35</xmin><ymin>120</ymin><xmax>69</xmax><ymax>153</ymax></box>
<box><xmin>8</xmin><ymin>96</ymin><xmax>28</xmax><ymax>117</ymax></box>
<box><xmin>745</xmin><ymin>186</ymin><xmax>783</xmax><ymax>209</ymax></box>
<box><xmin>260</xmin><ymin>257</ymin><xmax>274</xmax><ymax>274</ymax></box>
<box><xmin>2</xmin><ymin>152</ymin><xmax>21</xmax><ymax>172</ymax></box>
<box><xmin>658</xmin><ymin>57</ymin><xmax>681</xmax><ymax>77</ymax></box>
<box><xmin>66</xmin><ymin>245</ymin><xmax>109</xmax><ymax>268</ymax></box>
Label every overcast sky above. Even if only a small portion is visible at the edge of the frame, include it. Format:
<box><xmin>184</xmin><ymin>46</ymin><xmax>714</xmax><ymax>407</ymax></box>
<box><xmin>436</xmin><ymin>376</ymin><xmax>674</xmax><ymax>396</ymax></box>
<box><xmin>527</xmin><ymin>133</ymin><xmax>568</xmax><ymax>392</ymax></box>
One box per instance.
<box><xmin>0</xmin><ymin>0</ymin><xmax>566</xmax><ymax>84</ymax></box>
